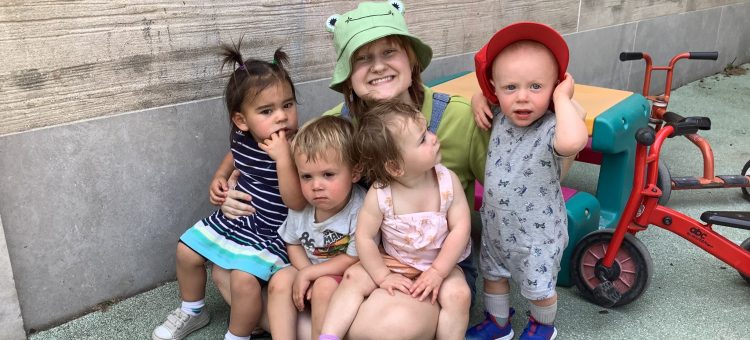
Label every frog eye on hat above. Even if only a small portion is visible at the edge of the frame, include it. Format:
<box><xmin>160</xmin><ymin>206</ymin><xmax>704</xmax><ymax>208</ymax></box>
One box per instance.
<box><xmin>326</xmin><ymin>14</ymin><xmax>340</xmax><ymax>33</ymax></box>
<box><xmin>390</xmin><ymin>0</ymin><xmax>405</xmax><ymax>14</ymax></box>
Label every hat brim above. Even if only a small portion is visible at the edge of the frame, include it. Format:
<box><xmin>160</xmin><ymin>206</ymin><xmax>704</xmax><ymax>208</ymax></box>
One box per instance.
<box><xmin>475</xmin><ymin>22</ymin><xmax>569</xmax><ymax>105</ymax></box>
<box><xmin>330</xmin><ymin>27</ymin><xmax>432</xmax><ymax>93</ymax></box>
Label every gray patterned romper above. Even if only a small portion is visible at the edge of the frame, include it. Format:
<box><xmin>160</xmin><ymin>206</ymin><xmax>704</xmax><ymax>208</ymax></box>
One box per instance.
<box><xmin>479</xmin><ymin>110</ymin><xmax>568</xmax><ymax>300</ymax></box>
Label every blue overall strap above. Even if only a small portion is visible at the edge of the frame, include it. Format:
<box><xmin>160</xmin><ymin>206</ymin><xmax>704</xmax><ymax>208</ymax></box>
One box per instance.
<box><xmin>340</xmin><ymin>104</ymin><xmax>350</xmax><ymax>120</ymax></box>
<box><xmin>428</xmin><ymin>92</ymin><xmax>451</xmax><ymax>133</ymax></box>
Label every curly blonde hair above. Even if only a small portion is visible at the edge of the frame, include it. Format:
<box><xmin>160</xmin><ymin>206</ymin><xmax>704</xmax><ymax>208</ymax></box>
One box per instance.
<box><xmin>291</xmin><ymin>116</ymin><xmax>357</xmax><ymax>169</ymax></box>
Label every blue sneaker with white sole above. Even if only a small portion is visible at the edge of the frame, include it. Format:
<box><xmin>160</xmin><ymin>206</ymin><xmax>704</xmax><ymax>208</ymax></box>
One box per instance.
<box><xmin>465</xmin><ymin>308</ymin><xmax>515</xmax><ymax>340</ymax></box>
<box><xmin>519</xmin><ymin>316</ymin><xmax>557</xmax><ymax>340</ymax></box>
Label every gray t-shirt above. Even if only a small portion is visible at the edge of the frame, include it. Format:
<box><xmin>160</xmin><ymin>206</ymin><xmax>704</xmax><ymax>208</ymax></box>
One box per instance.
<box><xmin>278</xmin><ymin>185</ymin><xmax>366</xmax><ymax>264</ymax></box>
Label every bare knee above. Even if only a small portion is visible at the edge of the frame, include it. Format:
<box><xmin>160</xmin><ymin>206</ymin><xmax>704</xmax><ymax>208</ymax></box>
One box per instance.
<box><xmin>176</xmin><ymin>243</ymin><xmax>205</xmax><ymax>267</ymax></box>
<box><xmin>440</xmin><ymin>282</ymin><xmax>471</xmax><ymax>309</ymax></box>
<box><xmin>230</xmin><ymin>270</ymin><xmax>262</xmax><ymax>297</ymax></box>
<box><xmin>340</xmin><ymin>264</ymin><xmax>374</xmax><ymax>291</ymax></box>
<box><xmin>267</xmin><ymin>267</ymin><xmax>296</xmax><ymax>296</ymax></box>
<box><xmin>310</xmin><ymin>276</ymin><xmax>338</xmax><ymax>303</ymax></box>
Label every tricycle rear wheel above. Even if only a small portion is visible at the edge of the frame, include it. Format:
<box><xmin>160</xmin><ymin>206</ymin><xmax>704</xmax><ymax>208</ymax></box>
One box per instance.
<box><xmin>572</xmin><ymin>229</ymin><xmax>653</xmax><ymax>307</ymax></box>
<box><xmin>657</xmin><ymin>161</ymin><xmax>672</xmax><ymax>205</ymax></box>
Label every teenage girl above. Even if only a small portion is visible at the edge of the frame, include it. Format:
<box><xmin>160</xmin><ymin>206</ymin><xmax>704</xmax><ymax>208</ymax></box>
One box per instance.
<box><xmin>152</xmin><ymin>39</ymin><xmax>303</xmax><ymax>340</ymax></box>
<box><xmin>319</xmin><ymin>101</ymin><xmax>472</xmax><ymax>340</ymax></box>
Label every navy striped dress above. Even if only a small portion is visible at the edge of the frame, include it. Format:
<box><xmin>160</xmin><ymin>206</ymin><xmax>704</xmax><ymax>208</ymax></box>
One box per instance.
<box><xmin>180</xmin><ymin>130</ymin><xmax>289</xmax><ymax>281</ymax></box>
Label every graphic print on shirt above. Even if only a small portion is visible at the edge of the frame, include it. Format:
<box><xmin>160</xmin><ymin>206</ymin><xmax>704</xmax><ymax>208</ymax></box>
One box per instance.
<box><xmin>302</xmin><ymin>230</ymin><xmax>349</xmax><ymax>259</ymax></box>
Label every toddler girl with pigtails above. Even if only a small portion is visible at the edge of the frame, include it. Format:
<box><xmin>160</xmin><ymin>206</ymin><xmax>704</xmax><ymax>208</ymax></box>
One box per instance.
<box><xmin>152</xmin><ymin>38</ymin><xmax>304</xmax><ymax>340</ymax></box>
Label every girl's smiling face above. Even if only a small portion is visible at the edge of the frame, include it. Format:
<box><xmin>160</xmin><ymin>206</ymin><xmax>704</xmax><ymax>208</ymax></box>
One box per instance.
<box><xmin>348</xmin><ymin>37</ymin><xmax>414</xmax><ymax>105</ymax></box>
<box><xmin>232</xmin><ymin>81</ymin><xmax>298</xmax><ymax>142</ymax></box>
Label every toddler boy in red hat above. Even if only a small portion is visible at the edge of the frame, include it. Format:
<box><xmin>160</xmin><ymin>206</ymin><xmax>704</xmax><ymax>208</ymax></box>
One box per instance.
<box><xmin>465</xmin><ymin>22</ymin><xmax>587</xmax><ymax>340</ymax></box>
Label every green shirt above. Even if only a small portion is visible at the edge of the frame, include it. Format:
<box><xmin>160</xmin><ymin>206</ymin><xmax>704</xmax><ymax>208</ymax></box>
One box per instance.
<box><xmin>322</xmin><ymin>86</ymin><xmax>490</xmax><ymax>202</ymax></box>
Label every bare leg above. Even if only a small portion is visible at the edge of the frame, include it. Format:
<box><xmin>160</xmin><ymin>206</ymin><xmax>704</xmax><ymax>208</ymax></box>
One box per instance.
<box><xmin>267</xmin><ymin>266</ymin><xmax>298</xmax><ymax>340</ymax></box>
<box><xmin>176</xmin><ymin>243</ymin><xmax>207</xmax><ymax>301</ymax></box>
<box><xmin>348</xmin><ymin>289</ymin><xmax>439</xmax><ymax>340</ymax></box>
<box><xmin>319</xmin><ymin>264</ymin><xmax>377</xmax><ymax>337</ymax></box>
<box><xmin>484</xmin><ymin>277</ymin><xmax>510</xmax><ymax>294</ymax></box>
<box><xmin>211</xmin><ymin>264</ymin><xmax>313</xmax><ymax>339</ymax></box>
<box><xmin>531</xmin><ymin>294</ymin><xmax>557</xmax><ymax>307</ymax></box>
<box><xmin>310</xmin><ymin>276</ymin><xmax>339</xmax><ymax>339</ymax></box>
<box><xmin>211</xmin><ymin>265</ymin><xmax>231</xmax><ymax>303</ymax></box>
<box><xmin>436</xmin><ymin>268</ymin><xmax>471</xmax><ymax>340</ymax></box>
<box><xmin>228</xmin><ymin>270</ymin><xmax>262</xmax><ymax>336</ymax></box>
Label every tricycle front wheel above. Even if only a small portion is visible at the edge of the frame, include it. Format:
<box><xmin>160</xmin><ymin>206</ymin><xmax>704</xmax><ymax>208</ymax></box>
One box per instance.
<box><xmin>571</xmin><ymin>229</ymin><xmax>653</xmax><ymax>307</ymax></box>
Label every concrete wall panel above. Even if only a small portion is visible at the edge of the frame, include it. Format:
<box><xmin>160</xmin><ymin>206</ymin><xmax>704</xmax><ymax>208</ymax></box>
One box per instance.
<box><xmin>627</xmin><ymin>8</ymin><xmax>724</xmax><ymax>94</ymax></box>
<box><xmin>579</xmin><ymin>0</ymin><xmax>688</xmax><ymax>31</ymax></box>
<box><xmin>0</xmin><ymin>100</ymin><xmax>229</xmax><ymax>329</ymax></box>
<box><xmin>0</xmin><ymin>0</ymin><xmax>584</xmax><ymax>136</ymax></box>
<box><xmin>686</xmin><ymin>0</ymin><xmax>746</xmax><ymax>11</ymax></box>
<box><xmin>715</xmin><ymin>4</ymin><xmax>750</xmax><ymax>69</ymax></box>
<box><xmin>566</xmin><ymin>23</ymin><xmax>638</xmax><ymax>90</ymax></box>
<box><xmin>0</xmin><ymin>215</ymin><xmax>26</xmax><ymax>340</ymax></box>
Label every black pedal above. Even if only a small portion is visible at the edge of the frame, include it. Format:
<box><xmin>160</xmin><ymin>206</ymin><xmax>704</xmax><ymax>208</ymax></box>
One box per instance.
<box><xmin>700</xmin><ymin>211</ymin><xmax>750</xmax><ymax>230</ymax></box>
<box><xmin>593</xmin><ymin>280</ymin><xmax>621</xmax><ymax>307</ymax></box>
<box><xmin>672</xmin><ymin>176</ymin><xmax>700</xmax><ymax>188</ymax></box>
<box><xmin>717</xmin><ymin>175</ymin><xmax>749</xmax><ymax>186</ymax></box>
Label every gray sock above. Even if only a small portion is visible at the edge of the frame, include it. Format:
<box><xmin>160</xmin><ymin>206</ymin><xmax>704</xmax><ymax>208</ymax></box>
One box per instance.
<box><xmin>529</xmin><ymin>300</ymin><xmax>557</xmax><ymax>325</ymax></box>
<box><xmin>484</xmin><ymin>292</ymin><xmax>511</xmax><ymax>325</ymax></box>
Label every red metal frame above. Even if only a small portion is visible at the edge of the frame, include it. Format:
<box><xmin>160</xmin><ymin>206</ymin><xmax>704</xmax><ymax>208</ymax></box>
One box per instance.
<box><xmin>637</xmin><ymin>52</ymin><xmax>740</xmax><ymax>188</ymax></box>
<box><xmin>601</xmin><ymin>125</ymin><xmax>750</xmax><ymax>276</ymax></box>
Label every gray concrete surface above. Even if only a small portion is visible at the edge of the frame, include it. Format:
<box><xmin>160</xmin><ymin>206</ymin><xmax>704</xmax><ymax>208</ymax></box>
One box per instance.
<box><xmin>2</xmin><ymin>3</ymin><xmax>749</xmax><ymax>332</ymax></box>
<box><xmin>26</xmin><ymin>63</ymin><xmax>750</xmax><ymax>340</ymax></box>
<box><xmin>0</xmin><ymin>214</ymin><xmax>26</xmax><ymax>340</ymax></box>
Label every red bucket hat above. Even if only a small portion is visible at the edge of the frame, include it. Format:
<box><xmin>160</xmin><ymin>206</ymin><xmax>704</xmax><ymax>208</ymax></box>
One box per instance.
<box><xmin>474</xmin><ymin>22</ymin><xmax>569</xmax><ymax>105</ymax></box>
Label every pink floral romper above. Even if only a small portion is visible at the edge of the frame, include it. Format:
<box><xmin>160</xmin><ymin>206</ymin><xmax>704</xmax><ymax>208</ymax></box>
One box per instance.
<box><xmin>376</xmin><ymin>164</ymin><xmax>471</xmax><ymax>278</ymax></box>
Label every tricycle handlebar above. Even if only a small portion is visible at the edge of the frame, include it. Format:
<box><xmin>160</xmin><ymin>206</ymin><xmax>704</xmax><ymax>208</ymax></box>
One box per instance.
<box><xmin>620</xmin><ymin>52</ymin><xmax>644</xmax><ymax>61</ymax></box>
<box><xmin>689</xmin><ymin>52</ymin><xmax>719</xmax><ymax>60</ymax></box>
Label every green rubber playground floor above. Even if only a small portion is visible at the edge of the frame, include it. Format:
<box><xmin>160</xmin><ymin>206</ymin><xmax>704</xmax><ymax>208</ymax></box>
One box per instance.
<box><xmin>29</xmin><ymin>65</ymin><xmax>750</xmax><ymax>340</ymax></box>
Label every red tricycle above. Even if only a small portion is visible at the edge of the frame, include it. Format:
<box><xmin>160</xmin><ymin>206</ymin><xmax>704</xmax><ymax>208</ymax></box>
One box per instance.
<box><xmin>570</xmin><ymin>52</ymin><xmax>750</xmax><ymax>307</ymax></box>
<box><xmin>618</xmin><ymin>51</ymin><xmax>750</xmax><ymax>204</ymax></box>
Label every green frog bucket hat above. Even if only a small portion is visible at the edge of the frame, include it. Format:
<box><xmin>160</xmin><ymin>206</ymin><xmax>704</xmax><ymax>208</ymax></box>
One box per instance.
<box><xmin>326</xmin><ymin>0</ymin><xmax>432</xmax><ymax>92</ymax></box>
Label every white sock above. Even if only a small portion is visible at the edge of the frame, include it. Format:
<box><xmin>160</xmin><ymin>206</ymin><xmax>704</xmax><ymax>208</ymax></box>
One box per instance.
<box><xmin>530</xmin><ymin>300</ymin><xmax>557</xmax><ymax>325</ymax></box>
<box><xmin>224</xmin><ymin>330</ymin><xmax>250</xmax><ymax>340</ymax></box>
<box><xmin>484</xmin><ymin>292</ymin><xmax>511</xmax><ymax>325</ymax></box>
<box><xmin>181</xmin><ymin>299</ymin><xmax>205</xmax><ymax>316</ymax></box>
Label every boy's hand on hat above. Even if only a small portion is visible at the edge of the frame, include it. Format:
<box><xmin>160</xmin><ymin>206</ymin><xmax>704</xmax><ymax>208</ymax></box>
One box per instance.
<box><xmin>471</xmin><ymin>92</ymin><xmax>493</xmax><ymax>130</ymax></box>
<box><xmin>553</xmin><ymin>72</ymin><xmax>575</xmax><ymax>103</ymax></box>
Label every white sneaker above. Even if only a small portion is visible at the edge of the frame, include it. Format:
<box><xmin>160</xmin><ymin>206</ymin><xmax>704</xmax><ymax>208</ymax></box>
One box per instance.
<box><xmin>152</xmin><ymin>308</ymin><xmax>210</xmax><ymax>340</ymax></box>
